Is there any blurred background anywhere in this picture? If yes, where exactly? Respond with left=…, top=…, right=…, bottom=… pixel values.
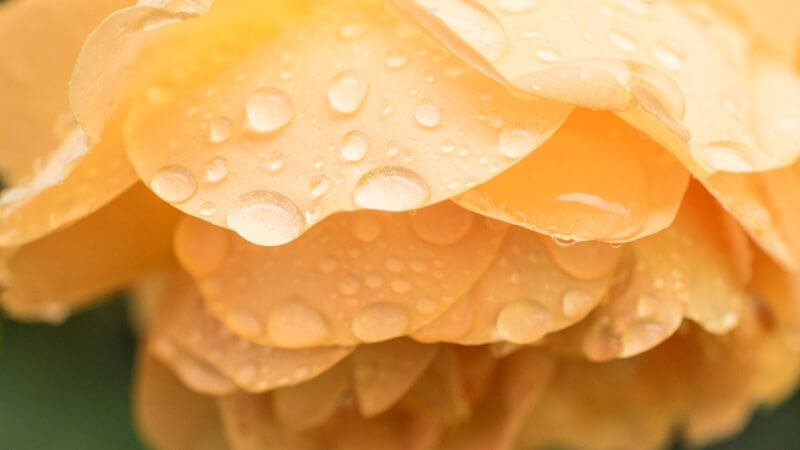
left=1, top=295, right=799, bottom=449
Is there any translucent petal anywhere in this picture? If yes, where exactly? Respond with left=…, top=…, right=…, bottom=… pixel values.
left=0, top=0, right=129, bottom=184
left=217, top=393, right=319, bottom=450
left=456, top=109, right=690, bottom=242
left=351, top=339, right=438, bottom=417
left=148, top=336, right=238, bottom=396
left=0, top=184, right=179, bottom=322
left=120, top=0, right=571, bottom=246
left=174, top=205, right=507, bottom=346
left=398, top=346, right=471, bottom=424
left=135, top=354, right=230, bottom=450
left=271, top=361, right=351, bottom=432
left=150, top=274, right=353, bottom=393
left=0, top=122, right=138, bottom=247
left=387, top=0, right=800, bottom=173
left=414, top=227, right=621, bottom=344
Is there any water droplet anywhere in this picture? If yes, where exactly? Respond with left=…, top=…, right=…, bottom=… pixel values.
left=339, top=22, right=368, bottom=39
left=340, top=130, right=370, bottom=162
left=415, top=298, right=437, bottom=314
left=692, top=141, right=754, bottom=172
left=351, top=215, right=382, bottom=242
left=338, top=276, right=361, bottom=296
left=385, top=49, right=408, bottom=68
left=354, top=166, right=431, bottom=211
left=226, top=190, right=304, bottom=246
left=414, top=100, right=441, bottom=128
left=199, top=201, right=218, bottom=217
left=390, top=278, right=412, bottom=294
left=209, top=117, right=232, bottom=143
left=536, top=43, right=561, bottom=62
left=498, top=125, right=541, bottom=158
left=498, top=0, right=538, bottom=13
left=203, top=157, right=229, bottom=183
left=440, top=140, right=456, bottom=154
left=561, top=289, right=595, bottom=318
left=496, top=300, right=553, bottom=344
left=245, top=88, right=294, bottom=133
left=150, top=165, right=197, bottom=203
left=411, top=201, right=474, bottom=245
left=352, top=303, right=409, bottom=342
left=649, top=41, right=685, bottom=71
left=385, top=257, right=405, bottom=273
left=607, top=28, right=637, bottom=52
left=365, top=273, right=384, bottom=288
left=265, top=151, right=286, bottom=173
left=319, top=256, right=338, bottom=273
left=310, top=174, right=332, bottom=198
left=328, top=71, right=369, bottom=114
left=267, top=299, right=330, bottom=348
left=426, top=0, right=509, bottom=62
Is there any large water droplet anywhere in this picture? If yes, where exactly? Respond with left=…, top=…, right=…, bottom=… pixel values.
left=414, top=100, right=441, bottom=128
left=353, top=166, right=431, bottom=211
left=226, top=190, right=305, bottom=246
left=150, top=165, right=197, bottom=203
left=498, top=125, right=542, bottom=158
left=496, top=299, right=553, bottom=344
left=340, top=130, right=370, bottom=162
left=245, top=88, right=294, bottom=133
left=328, top=71, right=369, bottom=114
left=267, top=299, right=330, bottom=348
left=352, top=303, right=409, bottom=342
left=209, top=117, right=232, bottom=143
left=203, top=157, right=229, bottom=183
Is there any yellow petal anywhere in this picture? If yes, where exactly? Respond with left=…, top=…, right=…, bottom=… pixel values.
left=0, top=0, right=129, bottom=184
left=271, top=361, right=351, bottom=432
left=120, top=0, right=571, bottom=246
left=351, top=339, right=438, bottom=417
left=456, top=109, right=690, bottom=242
left=1, top=184, right=178, bottom=322
left=135, top=354, right=230, bottom=450
left=0, top=121, right=138, bottom=247
left=150, top=273, right=353, bottom=393
left=174, top=204, right=507, bottom=346
left=217, top=393, right=319, bottom=450
left=387, top=0, right=800, bottom=174
left=415, top=227, right=621, bottom=345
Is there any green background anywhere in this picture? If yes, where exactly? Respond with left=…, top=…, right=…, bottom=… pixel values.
left=1, top=296, right=800, bottom=449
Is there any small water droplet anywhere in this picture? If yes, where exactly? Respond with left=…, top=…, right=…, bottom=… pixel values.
left=328, top=71, right=369, bottom=114
left=351, top=215, right=382, bottom=242
left=319, top=256, right=338, bottom=273
left=385, top=49, right=408, bottom=68
left=209, top=117, right=232, bottom=143
left=607, top=28, right=638, bottom=52
left=203, top=157, right=228, bottom=183
left=498, top=125, right=541, bottom=158
left=536, top=43, right=561, bottom=62
left=199, top=201, right=218, bottom=217
left=440, top=140, right=456, bottom=154
left=415, top=298, right=437, bottom=314
left=390, top=278, right=412, bottom=294
left=649, top=40, right=685, bottom=71
left=353, top=166, right=431, bottom=211
left=310, top=174, right=332, bottom=198
left=226, top=190, right=304, bottom=246
left=498, top=0, right=538, bottom=13
left=414, top=100, right=441, bottom=128
left=340, top=130, right=370, bottom=162
left=692, top=140, right=754, bottom=172
left=150, top=165, right=197, bottom=203
left=561, top=289, right=595, bottom=318
left=245, top=88, right=294, bottom=133
left=268, top=299, right=330, bottom=348
left=352, top=303, right=409, bottom=342
left=265, top=151, right=286, bottom=173
left=339, top=22, right=368, bottom=39
left=338, top=275, right=362, bottom=296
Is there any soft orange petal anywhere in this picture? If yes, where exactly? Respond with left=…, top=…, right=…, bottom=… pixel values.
left=415, top=227, right=621, bottom=345
left=351, top=339, right=438, bottom=417
left=456, top=109, right=690, bottom=242
left=0, top=0, right=129, bottom=184
left=387, top=0, right=800, bottom=174
left=1, top=184, right=178, bottom=322
left=150, top=273, right=353, bottom=393
left=217, top=393, right=319, bottom=450
left=135, top=353, right=230, bottom=450
left=398, top=346, right=471, bottom=424
left=119, top=0, right=571, bottom=246
left=174, top=204, right=507, bottom=346
left=271, top=360, right=351, bottom=432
